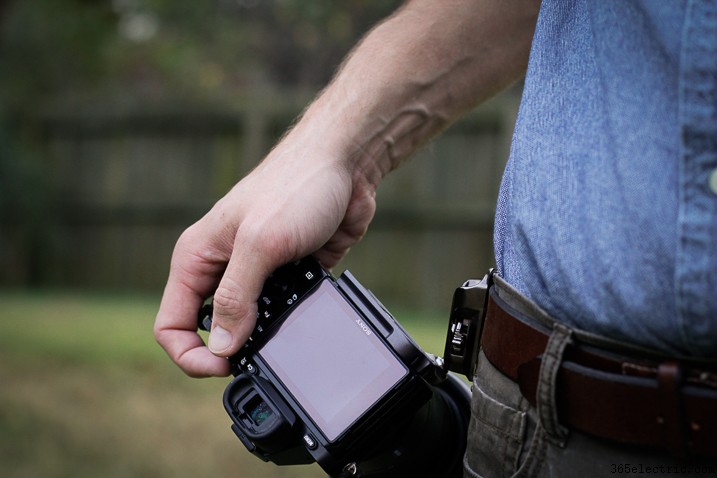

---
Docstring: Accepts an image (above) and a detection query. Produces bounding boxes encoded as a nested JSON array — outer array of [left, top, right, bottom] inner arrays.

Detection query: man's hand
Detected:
[[154, 136, 377, 377]]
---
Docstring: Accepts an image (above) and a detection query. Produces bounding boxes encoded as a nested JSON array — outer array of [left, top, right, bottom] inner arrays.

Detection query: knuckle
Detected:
[[153, 325, 169, 349], [173, 224, 200, 253], [237, 218, 295, 261], [183, 368, 205, 379], [212, 284, 251, 321]]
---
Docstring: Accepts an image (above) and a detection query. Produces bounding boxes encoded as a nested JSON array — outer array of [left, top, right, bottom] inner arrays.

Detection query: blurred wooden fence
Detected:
[[1, 89, 519, 311]]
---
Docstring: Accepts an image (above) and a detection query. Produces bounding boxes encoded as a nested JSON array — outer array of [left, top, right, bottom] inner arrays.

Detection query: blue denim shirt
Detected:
[[495, 0, 717, 357]]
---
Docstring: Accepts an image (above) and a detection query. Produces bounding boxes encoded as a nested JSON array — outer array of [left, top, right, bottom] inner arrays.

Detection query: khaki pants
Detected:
[[462, 279, 717, 478]]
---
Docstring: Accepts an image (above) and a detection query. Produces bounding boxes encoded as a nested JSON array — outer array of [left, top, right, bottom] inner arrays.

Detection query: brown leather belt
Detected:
[[480, 286, 717, 458]]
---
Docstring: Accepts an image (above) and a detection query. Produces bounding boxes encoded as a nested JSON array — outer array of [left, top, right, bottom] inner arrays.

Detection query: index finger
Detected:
[[154, 230, 232, 377]]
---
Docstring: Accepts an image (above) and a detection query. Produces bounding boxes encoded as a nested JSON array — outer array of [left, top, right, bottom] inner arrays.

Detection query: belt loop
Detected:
[[657, 361, 686, 457], [537, 322, 573, 447]]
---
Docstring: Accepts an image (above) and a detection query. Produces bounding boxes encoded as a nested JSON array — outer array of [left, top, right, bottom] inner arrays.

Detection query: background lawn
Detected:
[[0, 291, 449, 478]]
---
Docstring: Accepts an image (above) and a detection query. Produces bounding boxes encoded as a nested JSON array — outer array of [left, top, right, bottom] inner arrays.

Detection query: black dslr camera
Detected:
[[199, 257, 490, 478]]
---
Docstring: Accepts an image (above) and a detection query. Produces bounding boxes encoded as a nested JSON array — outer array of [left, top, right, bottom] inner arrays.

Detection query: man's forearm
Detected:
[[290, 0, 540, 188], [155, 0, 540, 377]]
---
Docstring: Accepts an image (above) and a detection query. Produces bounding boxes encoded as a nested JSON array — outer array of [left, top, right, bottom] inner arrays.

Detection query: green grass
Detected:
[[0, 291, 449, 478]]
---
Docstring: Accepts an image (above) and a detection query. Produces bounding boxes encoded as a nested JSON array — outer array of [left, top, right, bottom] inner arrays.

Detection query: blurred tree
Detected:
[[0, 0, 401, 110], [0, 0, 117, 111]]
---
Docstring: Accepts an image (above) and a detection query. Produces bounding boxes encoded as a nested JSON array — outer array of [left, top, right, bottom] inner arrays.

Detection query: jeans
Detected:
[[463, 281, 717, 478]]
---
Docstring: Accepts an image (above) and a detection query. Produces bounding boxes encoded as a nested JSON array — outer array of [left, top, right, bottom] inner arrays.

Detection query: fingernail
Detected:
[[208, 325, 232, 354]]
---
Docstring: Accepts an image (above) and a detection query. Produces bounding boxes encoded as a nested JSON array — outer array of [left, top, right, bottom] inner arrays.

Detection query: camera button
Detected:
[[302, 433, 318, 450], [239, 356, 259, 375]]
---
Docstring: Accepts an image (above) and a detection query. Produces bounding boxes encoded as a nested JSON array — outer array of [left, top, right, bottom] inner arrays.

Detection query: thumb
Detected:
[[208, 240, 283, 357]]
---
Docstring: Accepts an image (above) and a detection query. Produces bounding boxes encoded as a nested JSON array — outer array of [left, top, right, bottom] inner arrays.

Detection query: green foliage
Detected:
[[0, 0, 401, 110], [0, 0, 116, 110]]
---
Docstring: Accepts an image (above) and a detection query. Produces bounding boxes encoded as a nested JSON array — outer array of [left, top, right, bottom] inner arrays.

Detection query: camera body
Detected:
[[201, 257, 468, 477]]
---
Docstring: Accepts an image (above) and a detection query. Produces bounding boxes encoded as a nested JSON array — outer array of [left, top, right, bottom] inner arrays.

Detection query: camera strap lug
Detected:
[[338, 462, 358, 477]]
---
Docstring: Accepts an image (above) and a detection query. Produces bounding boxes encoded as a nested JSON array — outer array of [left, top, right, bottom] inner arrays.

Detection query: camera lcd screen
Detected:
[[258, 280, 408, 442]]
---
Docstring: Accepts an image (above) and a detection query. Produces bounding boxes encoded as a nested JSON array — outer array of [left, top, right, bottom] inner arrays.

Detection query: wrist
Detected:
[[282, 94, 387, 194]]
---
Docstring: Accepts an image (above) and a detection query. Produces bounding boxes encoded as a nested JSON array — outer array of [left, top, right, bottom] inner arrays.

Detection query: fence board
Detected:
[[1, 89, 519, 311]]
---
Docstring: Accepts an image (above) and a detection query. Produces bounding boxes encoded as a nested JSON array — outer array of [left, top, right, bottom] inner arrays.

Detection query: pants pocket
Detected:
[[464, 379, 527, 478]]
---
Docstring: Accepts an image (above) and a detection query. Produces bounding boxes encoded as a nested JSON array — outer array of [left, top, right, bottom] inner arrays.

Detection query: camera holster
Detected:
[[442, 270, 494, 379]]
